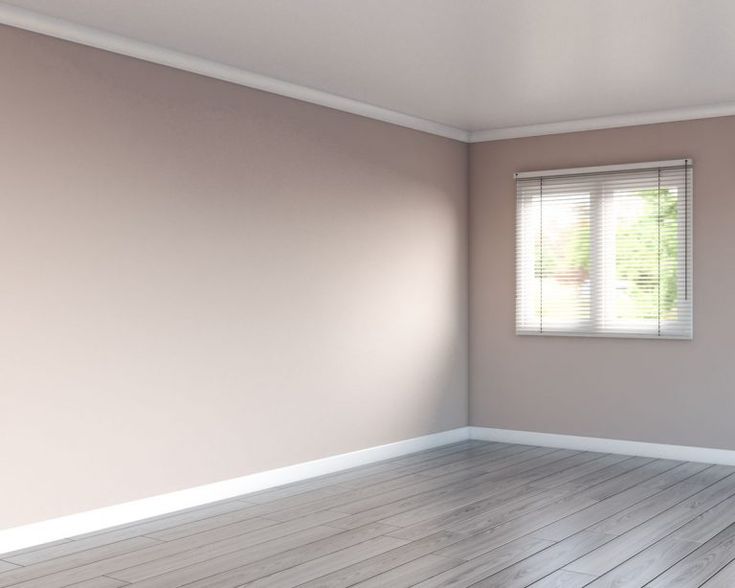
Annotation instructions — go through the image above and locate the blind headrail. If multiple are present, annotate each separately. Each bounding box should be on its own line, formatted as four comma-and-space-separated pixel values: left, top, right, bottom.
514, 159, 692, 180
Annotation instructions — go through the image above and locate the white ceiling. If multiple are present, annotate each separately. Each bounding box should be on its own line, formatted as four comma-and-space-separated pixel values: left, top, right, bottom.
3, 0, 735, 140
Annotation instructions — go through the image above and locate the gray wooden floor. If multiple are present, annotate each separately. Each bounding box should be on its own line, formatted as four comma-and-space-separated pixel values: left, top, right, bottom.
3, 441, 735, 587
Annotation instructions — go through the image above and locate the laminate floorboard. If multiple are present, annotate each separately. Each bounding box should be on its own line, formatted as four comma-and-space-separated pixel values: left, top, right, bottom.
700, 557, 735, 587
3, 441, 735, 587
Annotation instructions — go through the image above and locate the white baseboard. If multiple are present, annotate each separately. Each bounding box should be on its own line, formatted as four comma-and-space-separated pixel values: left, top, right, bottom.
9, 425, 730, 555
0, 427, 469, 555
470, 426, 735, 466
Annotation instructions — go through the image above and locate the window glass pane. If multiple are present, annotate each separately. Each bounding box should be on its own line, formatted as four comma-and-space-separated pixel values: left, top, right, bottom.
516, 161, 692, 339
609, 187, 679, 324
540, 193, 590, 329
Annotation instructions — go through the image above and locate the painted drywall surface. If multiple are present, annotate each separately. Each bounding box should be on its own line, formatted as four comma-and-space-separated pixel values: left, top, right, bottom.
469, 117, 735, 450
0, 25, 468, 529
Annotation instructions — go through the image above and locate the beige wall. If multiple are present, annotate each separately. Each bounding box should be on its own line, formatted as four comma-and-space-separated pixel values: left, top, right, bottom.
470, 117, 735, 450
0, 26, 468, 529
8, 19, 733, 534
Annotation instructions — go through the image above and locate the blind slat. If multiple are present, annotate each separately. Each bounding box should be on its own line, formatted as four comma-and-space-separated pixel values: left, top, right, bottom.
516, 161, 693, 339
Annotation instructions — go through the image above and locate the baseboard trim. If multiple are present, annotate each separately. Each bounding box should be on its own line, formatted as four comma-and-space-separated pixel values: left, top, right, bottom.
10, 425, 730, 554
470, 426, 735, 466
0, 427, 469, 554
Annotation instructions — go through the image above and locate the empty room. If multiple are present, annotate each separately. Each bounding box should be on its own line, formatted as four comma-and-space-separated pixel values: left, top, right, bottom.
2, 1, 735, 586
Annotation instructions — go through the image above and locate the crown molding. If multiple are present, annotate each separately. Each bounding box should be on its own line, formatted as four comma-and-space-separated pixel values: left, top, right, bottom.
0, 3, 469, 142
469, 102, 735, 143
3, 3, 735, 145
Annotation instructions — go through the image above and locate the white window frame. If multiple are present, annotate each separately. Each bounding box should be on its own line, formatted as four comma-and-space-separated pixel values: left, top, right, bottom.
515, 159, 693, 340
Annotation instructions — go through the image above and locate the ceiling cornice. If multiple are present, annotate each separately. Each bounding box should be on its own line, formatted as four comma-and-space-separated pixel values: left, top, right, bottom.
2, 3, 735, 145
469, 102, 735, 143
0, 3, 469, 142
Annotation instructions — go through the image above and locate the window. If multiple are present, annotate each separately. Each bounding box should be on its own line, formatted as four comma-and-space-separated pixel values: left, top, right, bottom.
516, 160, 692, 339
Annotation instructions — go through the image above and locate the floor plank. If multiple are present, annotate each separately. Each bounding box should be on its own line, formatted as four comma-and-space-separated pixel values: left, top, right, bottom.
527, 569, 596, 587
3, 441, 735, 588
108, 521, 342, 583
0, 562, 19, 574
469, 531, 612, 587
351, 554, 463, 587
645, 523, 735, 587
295, 531, 463, 587
565, 472, 735, 577
389, 453, 629, 541
0, 538, 159, 588
434, 459, 672, 562
246, 535, 407, 587
532, 462, 713, 542
159, 524, 398, 588
700, 557, 735, 587
586, 535, 700, 587
583, 464, 735, 538
414, 534, 555, 588
270, 448, 566, 524
65, 577, 130, 587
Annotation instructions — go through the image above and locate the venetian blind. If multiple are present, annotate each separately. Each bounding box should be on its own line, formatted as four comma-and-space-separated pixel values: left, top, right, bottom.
516, 160, 693, 339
